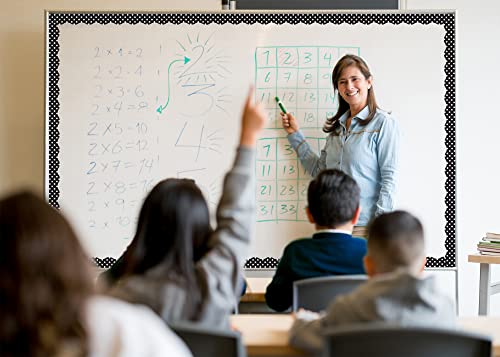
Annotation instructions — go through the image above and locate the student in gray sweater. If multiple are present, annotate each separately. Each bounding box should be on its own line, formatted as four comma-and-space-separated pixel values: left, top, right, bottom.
289, 211, 456, 354
107, 88, 266, 329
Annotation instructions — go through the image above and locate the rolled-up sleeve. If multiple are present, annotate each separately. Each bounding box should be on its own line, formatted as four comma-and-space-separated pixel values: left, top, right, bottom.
375, 117, 399, 216
287, 131, 326, 177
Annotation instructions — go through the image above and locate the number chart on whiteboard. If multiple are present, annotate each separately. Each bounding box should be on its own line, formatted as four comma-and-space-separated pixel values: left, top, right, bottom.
46, 12, 456, 269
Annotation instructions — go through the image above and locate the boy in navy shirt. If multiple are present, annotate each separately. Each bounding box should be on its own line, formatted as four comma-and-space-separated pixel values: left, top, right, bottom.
265, 169, 367, 312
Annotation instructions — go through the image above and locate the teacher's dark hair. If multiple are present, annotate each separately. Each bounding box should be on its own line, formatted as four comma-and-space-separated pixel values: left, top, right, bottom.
118, 178, 212, 320
0, 191, 92, 357
324, 54, 379, 133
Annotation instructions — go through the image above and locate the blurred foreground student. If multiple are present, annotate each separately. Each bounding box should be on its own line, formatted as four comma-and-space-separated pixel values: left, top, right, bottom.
0, 191, 192, 357
265, 169, 367, 312
289, 211, 456, 354
105, 88, 266, 328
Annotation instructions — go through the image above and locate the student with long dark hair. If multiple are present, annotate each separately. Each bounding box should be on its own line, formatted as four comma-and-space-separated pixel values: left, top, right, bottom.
0, 191, 192, 357
105, 88, 266, 328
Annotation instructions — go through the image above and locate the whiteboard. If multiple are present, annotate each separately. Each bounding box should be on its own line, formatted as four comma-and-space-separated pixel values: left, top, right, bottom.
45, 12, 456, 269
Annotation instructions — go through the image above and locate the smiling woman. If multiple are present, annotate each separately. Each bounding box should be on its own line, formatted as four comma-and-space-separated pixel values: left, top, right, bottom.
281, 54, 399, 236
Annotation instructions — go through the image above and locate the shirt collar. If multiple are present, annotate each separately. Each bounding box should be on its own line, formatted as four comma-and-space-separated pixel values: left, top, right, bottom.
315, 228, 352, 235
339, 105, 370, 126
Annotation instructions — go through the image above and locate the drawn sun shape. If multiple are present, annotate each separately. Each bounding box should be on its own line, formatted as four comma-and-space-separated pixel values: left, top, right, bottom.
171, 32, 233, 118
174, 122, 224, 161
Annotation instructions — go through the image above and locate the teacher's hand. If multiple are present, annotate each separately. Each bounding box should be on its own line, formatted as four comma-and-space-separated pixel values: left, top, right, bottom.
281, 112, 299, 134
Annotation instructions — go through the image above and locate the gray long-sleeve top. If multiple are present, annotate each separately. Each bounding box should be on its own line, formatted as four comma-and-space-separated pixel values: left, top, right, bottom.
289, 270, 456, 354
110, 147, 255, 328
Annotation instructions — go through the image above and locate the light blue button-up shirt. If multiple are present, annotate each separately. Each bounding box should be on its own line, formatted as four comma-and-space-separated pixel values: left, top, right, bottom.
287, 106, 399, 226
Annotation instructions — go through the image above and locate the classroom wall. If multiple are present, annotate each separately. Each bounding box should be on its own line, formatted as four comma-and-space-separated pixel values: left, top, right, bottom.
405, 0, 500, 316
1, 0, 499, 316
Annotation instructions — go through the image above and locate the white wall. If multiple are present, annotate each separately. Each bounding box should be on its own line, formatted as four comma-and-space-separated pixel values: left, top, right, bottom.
406, 0, 500, 316
1, 0, 500, 316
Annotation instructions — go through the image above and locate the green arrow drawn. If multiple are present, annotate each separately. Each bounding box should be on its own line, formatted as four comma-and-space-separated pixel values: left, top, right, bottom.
156, 56, 191, 114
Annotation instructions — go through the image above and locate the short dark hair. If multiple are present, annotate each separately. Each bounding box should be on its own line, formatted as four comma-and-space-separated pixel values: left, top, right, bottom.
307, 169, 360, 228
367, 210, 425, 273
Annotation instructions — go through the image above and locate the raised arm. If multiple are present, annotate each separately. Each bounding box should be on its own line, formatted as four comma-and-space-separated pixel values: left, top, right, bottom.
282, 112, 326, 177
198, 87, 266, 309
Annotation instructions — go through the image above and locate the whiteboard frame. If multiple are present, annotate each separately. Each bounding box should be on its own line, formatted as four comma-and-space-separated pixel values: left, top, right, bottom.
45, 10, 457, 272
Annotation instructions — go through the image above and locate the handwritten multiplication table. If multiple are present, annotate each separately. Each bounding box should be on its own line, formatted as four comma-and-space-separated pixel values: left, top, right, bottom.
256, 137, 325, 222
254, 46, 360, 129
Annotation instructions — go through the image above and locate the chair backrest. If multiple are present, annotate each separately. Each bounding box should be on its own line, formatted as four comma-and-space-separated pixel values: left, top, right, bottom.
170, 322, 247, 357
324, 323, 493, 357
292, 275, 367, 312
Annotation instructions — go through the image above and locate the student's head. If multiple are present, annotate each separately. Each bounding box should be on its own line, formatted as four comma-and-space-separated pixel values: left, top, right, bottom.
306, 169, 360, 229
123, 178, 212, 276
364, 210, 426, 277
0, 191, 93, 356
119, 178, 212, 318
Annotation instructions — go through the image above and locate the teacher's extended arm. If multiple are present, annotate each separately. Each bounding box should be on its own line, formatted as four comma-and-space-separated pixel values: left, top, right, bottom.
375, 116, 400, 216
282, 112, 327, 177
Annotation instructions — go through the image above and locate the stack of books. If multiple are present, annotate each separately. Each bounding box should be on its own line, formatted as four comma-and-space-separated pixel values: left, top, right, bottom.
478, 232, 500, 255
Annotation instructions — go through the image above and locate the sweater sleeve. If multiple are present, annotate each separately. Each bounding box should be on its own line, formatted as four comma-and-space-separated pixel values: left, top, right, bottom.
375, 116, 399, 216
265, 247, 294, 312
197, 147, 255, 311
288, 317, 325, 354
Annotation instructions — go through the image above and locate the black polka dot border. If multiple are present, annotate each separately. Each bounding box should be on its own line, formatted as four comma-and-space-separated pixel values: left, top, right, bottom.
48, 11, 456, 269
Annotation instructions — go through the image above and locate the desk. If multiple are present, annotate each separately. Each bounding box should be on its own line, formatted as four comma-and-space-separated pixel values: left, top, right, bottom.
241, 277, 270, 302
239, 277, 273, 313
459, 317, 500, 357
230, 314, 500, 357
231, 314, 302, 356
468, 254, 500, 315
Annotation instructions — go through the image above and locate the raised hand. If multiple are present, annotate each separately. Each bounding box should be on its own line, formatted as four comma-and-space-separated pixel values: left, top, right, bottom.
239, 86, 266, 148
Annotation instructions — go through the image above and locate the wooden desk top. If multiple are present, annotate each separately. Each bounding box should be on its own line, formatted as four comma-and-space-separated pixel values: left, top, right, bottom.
241, 277, 270, 303
459, 317, 500, 356
468, 254, 500, 264
231, 314, 303, 356
231, 314, 500, 357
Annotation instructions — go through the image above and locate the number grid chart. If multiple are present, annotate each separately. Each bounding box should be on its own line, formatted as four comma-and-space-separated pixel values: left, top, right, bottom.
256, 137, 325, 222
254, 46, 360, 130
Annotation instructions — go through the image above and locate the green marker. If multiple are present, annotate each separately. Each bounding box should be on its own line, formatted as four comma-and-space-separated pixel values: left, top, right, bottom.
275, 96, 287, 114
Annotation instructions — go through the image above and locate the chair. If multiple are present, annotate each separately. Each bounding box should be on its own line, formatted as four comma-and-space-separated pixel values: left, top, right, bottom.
292, 275, 367, 312
170, 322, 247, 357
324, 323, 492, 357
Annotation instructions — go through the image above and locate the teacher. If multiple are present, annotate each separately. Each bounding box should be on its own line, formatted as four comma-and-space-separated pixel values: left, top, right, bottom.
281, 54, 399, 237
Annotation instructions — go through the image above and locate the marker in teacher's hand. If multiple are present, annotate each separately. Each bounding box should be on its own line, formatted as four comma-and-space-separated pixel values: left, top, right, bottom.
275, 96, 287, 114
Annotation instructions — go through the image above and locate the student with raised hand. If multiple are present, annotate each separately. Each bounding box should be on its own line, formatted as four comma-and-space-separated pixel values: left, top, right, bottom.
0, 191, 192, 357
106, 87, 266, 328
281, 54, 399, 238
288, 211, 456, 354
265, 169, 367, 312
